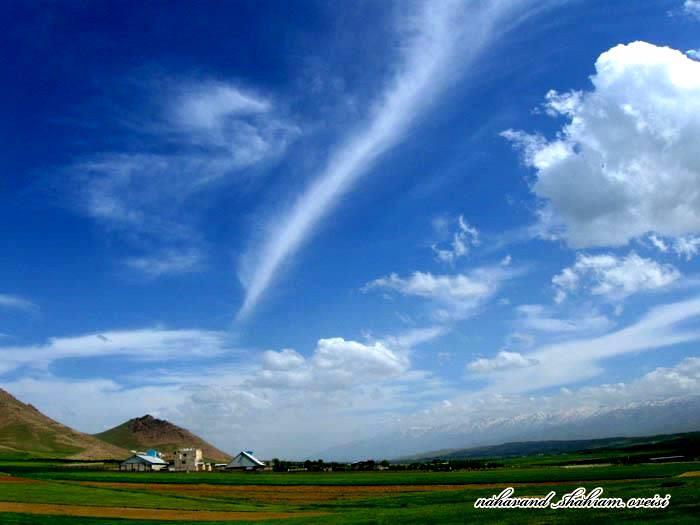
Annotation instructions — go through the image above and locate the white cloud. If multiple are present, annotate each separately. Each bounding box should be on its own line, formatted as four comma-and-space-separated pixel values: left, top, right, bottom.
0, 322, 448, 459
648, 234, 669, 253
73, 82, 297, 276
227, 320, 453, 413
363, 266, 513, 320
4, 310, 699, 459
193, 332, 446, 456
533, 356, 700, 409
432, 215, 479, 264
381, 325, 447, 349
365, 272, 492, 302
253, 334, 421, 392
672, 235, 700, 260
515, 304, 612, 334
4, 369, 430, 459
313, 337, 409, 378
236, 0, 549, 319
687, 49, 700, 60
7, 355, 700, 460
0, 377, 187, 436
552, 252, 680, 302
0, 328, 232, 374
468, 351, 538, 373
172, 83, 269, 131
261, 348, 306, 371
168, 82, 296, 169
253, 365, 313, 390
647, 233, 700, 260
626, 356, 700, 399
485, 296, 700, 393
0, 294, 37, 313
504, 42, 700, 248
397, 356, 700, 456
684, 0, 700, 19
123, 249, 204, 276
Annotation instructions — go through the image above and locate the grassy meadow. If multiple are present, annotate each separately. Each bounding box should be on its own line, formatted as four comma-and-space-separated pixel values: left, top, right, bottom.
0, 455, 698, 524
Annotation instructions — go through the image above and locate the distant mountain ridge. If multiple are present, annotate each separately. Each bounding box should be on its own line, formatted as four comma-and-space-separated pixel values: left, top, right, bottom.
398, 431, 700, 461
94, 414, 231, 462
317, 395, 700, 461
0, 388, 127, 460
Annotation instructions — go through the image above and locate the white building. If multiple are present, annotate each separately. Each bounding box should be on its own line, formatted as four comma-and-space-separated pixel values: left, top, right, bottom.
225, 450, 265, 470
171, 447, 204, 472
120, 454, 168, 472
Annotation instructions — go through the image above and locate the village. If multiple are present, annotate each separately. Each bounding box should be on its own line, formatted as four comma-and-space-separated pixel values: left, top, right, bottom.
118, 447, 500, 474
119, 448, 267, 472
119, 448, 404, 473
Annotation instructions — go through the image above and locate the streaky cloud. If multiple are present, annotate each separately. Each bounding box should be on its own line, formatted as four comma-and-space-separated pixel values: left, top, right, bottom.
237, 0, 545, 320
484, 296, 700, 393
0, 293, 38, 313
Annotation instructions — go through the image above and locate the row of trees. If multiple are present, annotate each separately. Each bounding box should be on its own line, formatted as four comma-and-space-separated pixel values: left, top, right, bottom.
269, 457, 501, 472
392, 459, 503, 471
269, 459, 390, 472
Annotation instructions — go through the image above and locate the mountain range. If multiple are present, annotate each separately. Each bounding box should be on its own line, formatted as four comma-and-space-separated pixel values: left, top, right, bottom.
318, 396, 700, 461
3, 385, 699, 463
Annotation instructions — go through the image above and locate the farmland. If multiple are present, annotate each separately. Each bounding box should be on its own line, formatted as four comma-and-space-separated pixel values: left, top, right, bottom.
0, 458, 698, 523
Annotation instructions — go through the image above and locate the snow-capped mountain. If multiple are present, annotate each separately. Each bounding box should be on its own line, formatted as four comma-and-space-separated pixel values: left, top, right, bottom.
317, 395, 700, 461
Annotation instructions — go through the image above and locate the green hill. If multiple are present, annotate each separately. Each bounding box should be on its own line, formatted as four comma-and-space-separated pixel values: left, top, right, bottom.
94, 415, 231, 462
0, 388, 128, 460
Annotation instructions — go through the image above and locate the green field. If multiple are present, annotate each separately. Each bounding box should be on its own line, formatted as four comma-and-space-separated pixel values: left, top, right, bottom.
1, 457, 698, 524
15, 462, 696, 485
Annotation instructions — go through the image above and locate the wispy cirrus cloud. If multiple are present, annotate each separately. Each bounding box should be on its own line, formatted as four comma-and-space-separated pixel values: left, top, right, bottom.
71, 81, 298, 276
0, 327, 234, 374
0, 294, 38, 313
123, 249, 204, 277
514, 304, 613, 334
236, 0, 549, 320
479, 296, 700, 393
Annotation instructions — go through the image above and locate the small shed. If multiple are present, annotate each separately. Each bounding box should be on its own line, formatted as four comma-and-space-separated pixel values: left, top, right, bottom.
120, 454, 168, 472
225, 450, 265, 471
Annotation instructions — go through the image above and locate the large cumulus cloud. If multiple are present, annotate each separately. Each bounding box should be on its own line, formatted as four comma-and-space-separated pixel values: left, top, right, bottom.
504, 41, 700, 248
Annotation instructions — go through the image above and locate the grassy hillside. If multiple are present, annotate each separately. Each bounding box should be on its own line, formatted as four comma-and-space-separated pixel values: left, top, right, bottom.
0, 389, 127, 460
94, 415, 231, 462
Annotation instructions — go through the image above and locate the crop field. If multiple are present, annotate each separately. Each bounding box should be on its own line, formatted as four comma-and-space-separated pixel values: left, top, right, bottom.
0, 460, 699, 524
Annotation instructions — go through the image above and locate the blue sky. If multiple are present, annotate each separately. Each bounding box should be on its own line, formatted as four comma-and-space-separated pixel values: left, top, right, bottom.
2, 0, 700, 458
